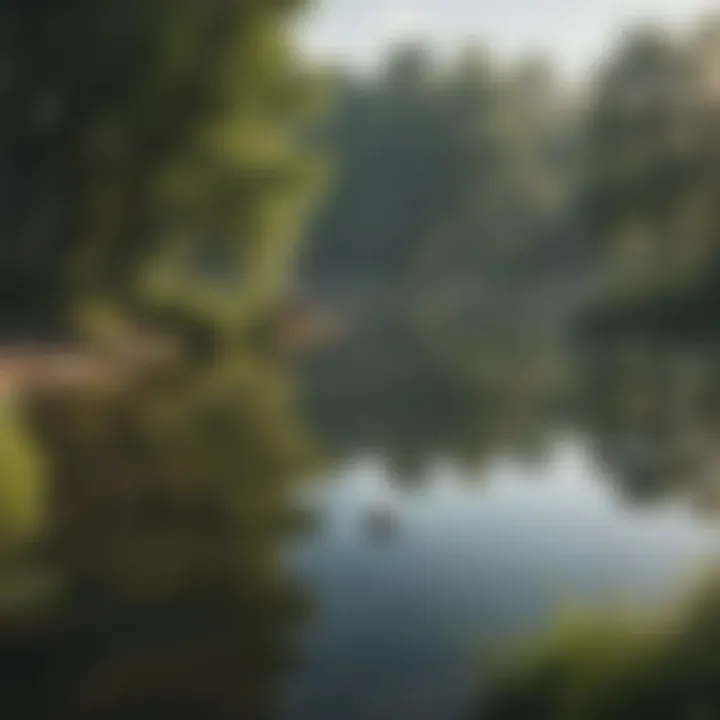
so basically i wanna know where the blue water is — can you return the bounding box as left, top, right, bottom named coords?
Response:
left=284, top=437, right=720, bottom=720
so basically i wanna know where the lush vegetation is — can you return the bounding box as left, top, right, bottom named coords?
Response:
left=475, top=575, right=720, bottom=720
left=0, top=0, right=321, bottom=338
left=298, top=19, right=720, bottom=338
left=6, top=4, right=720, bottom=719
left=579, top=21, right=720, bottom=335
left=0, top=5, right=324, bottom=715
left=0, top=404, right=46, bottom=551
left=6, top=7, right=720, bottom=340
left=302, top=44, right=581, bottom=300
left=0, top=355, right=318, bottom=717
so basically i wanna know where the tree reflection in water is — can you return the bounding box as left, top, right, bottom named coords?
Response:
left=305, top=315, right=720, bottom=516
left=302, top=322, right=720, bottom=719
left=301, top=309, right=568, bottom=485
left=577, top=341, right=720, bottom=512
left=5, top=316, right=720, bottom=720
left=472, top=338, right=720, bottom=720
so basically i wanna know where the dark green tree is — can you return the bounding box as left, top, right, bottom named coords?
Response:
left=0, top=0, right=320, bottom=338
left=582, top=18, right=720, bottom=336
left=302, top=43, right=579, bottom=303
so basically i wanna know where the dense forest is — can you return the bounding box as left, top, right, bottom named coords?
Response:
left=0, top=0, right=321, bottom=340
left=5, top=7, right=720, bottom=343
left=302, top=44, right=582, bottom=302
left=581, top=21, right=720, bottom=337
left=299, top=19, right=720, bottom=338
left=0, top=5, right=325, bottom=717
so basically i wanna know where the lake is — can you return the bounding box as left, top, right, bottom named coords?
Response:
left=1, top=327, right=719, bottom=719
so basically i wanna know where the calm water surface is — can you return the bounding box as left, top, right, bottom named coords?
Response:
left=284, top=440, right=720, bottom=720
left=2, top=331, right=720, bottom=719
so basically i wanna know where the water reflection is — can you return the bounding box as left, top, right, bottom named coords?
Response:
left=287, top=449, right=720, bottom=720
left=289, top=320, right=720, bottom=720
left=306, top=316, right=720, bottom=515
left=3, top=324, right=720, bottom=719
left=301, top=310, right=566, bottom=483
left=579, top=341, right=720, bottom=512
left=470, top=339, right=720, bottom=720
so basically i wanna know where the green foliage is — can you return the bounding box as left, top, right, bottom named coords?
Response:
left=0, top=402, right=46, bottom=550
left=477, top=577, right=720, bottom=720
left=0, top=349, right=319, bottom=716
left=0, top=0, right=321, bottom=336
left=302, top=44, right=579, bottom=295
left=584, top=19, right=720, bottom=333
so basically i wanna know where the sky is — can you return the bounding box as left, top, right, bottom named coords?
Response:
left=299, top=0, right=720, bottom=75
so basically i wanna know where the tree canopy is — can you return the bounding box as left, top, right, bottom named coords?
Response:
left=0, top=0, right=321, bottom=337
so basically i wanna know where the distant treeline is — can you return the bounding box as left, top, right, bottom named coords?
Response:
left=302, top=45, right=581, bottom=295
left=303, top=19, right=720, bottom=336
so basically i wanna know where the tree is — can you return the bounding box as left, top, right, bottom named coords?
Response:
left=584, top=19, right=720, bottom=332
left=0, top=0, right=320, bottom=337
left=0, top=352, right=318, bottom=718
left=302, top=43, right=578, bottom=302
